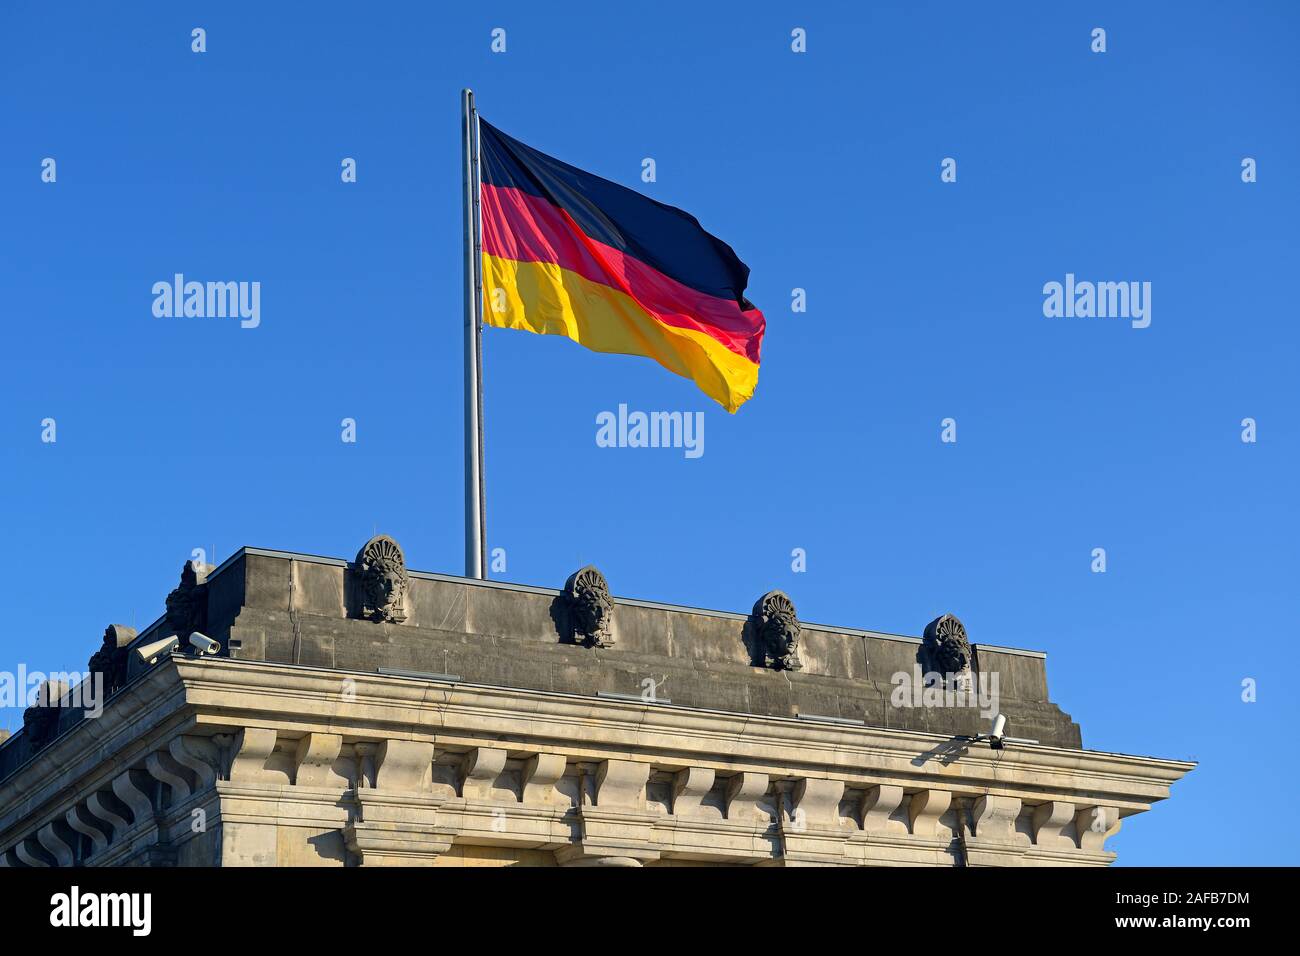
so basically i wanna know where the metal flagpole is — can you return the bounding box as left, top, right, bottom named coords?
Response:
left=461, top=89, right=486, bottom=578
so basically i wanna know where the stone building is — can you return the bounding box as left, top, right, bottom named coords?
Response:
left=0, top=537, right=1191, bottom=866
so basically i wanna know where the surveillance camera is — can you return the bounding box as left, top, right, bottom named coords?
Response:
left=134, top=635, right=180, bottom=666
left=962, top=714, right=1026, bottom=751
left=188, top=632, right=220, bottom=656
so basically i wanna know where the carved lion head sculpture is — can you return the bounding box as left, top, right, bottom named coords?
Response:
left=563, top=566, right=614, bottom=648
left=23, top=679, right=70, bottom=752
left=355, top=535, right=409, bottom=624
left=165, top=560, right=210, bottom=637
left=88, top=624, right=138, bottom=696
left=754, top=590, right=803, bottom=671
left=922, top=613, right=972, bottom=676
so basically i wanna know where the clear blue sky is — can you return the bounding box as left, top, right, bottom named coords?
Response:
left=1, top=1, right=1295, bottom=865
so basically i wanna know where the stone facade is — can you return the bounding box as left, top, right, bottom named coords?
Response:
left=0, top=541, right=1192, bottom=867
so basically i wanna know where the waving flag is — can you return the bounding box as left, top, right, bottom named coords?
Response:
left=478, top=119, right=765, bottom=412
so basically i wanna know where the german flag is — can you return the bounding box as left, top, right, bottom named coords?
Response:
left=479, top=120, right=765, bottom=412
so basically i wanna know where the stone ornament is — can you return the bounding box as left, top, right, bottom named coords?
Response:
left=87, top=624, right=138, bottom=696
left=165, top=560, right=211, bottom=637
left=562, top=566, right=614, bottom=648
left=922, top=614, right=973, bottom=688
left=355, top=535, right=409, bottom=624
left=753, top=590, right=803, bottom=671
left=22, top=679, right=70, bottom=753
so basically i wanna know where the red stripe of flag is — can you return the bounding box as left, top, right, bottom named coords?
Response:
left=481, top=183, right=764, bottom=364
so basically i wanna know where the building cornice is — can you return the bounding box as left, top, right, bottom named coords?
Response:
left=0, top=655, right=1192, bottom=848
